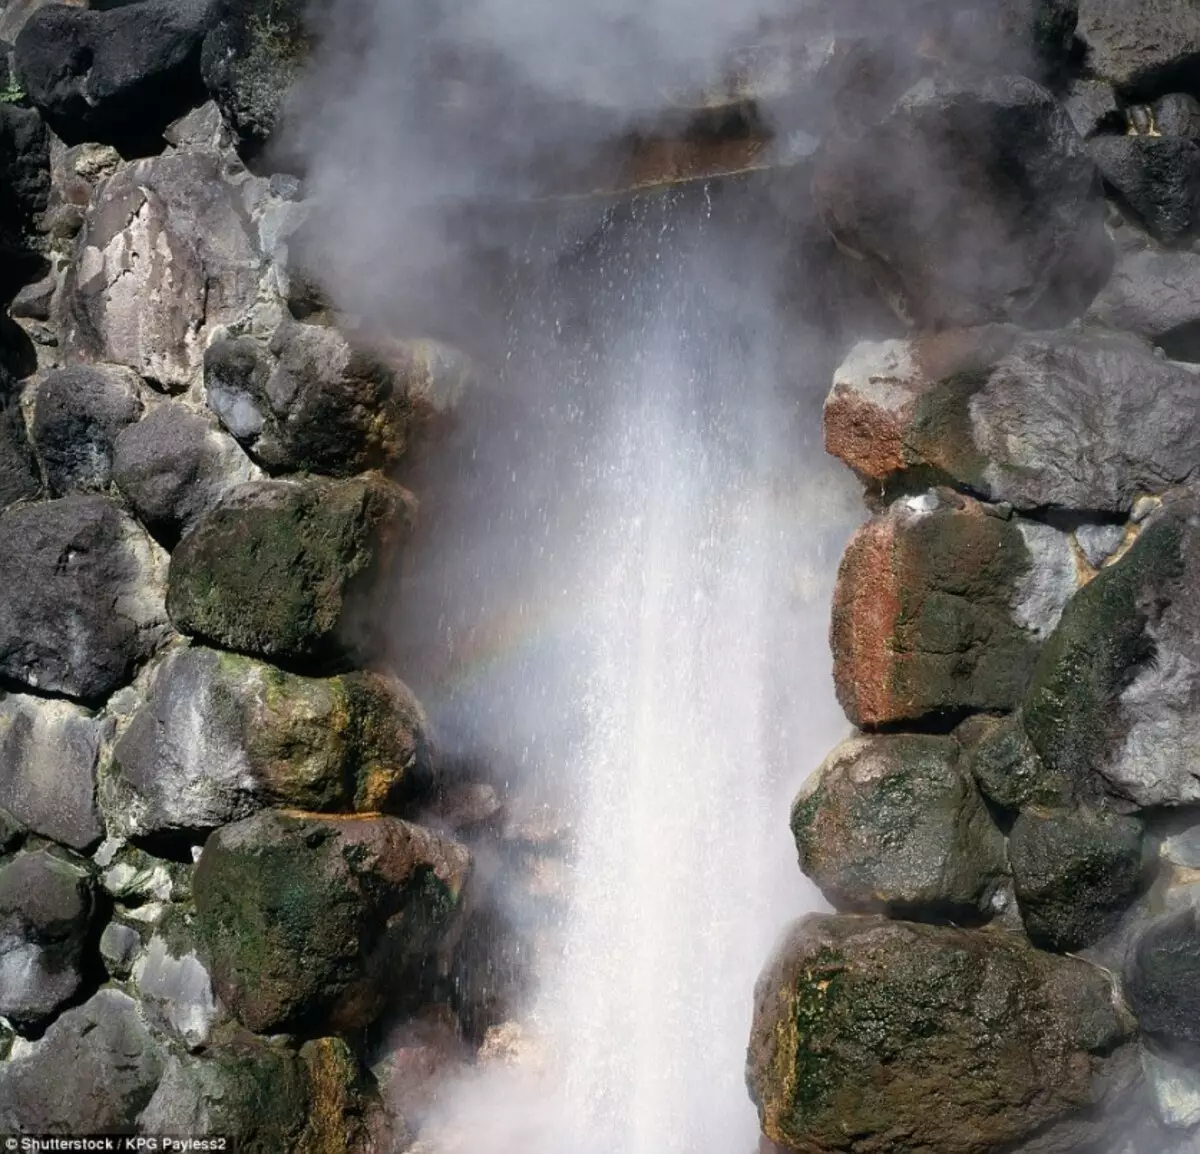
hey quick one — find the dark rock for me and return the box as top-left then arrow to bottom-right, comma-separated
112,405 -> 259,547
1154,93 -> 1200,136
1126,904 -> 1200,1045
0,100 -> 50,299
167,474 -> 412,668
13,0 -> 211,150
1091,136 -> 1200,245
64,151 -> 261,393
193,808 -> 470,1034
0,495 -> 168,700
1010,806 -> 1147,951
0,988 -> 164,1132
0,693 -> 103,850
790,733 -> 1006,920
0,366 -> 40,511
1064,78 -> 1124,138
105,644 -> 434,838
747,913 -> 1138,1154
1088,247 -> 1200,360
200,0 -> 309,158
0,847 -> 95,1027
204,321 -> 413,477
959,712 -> 1070,811
30,363 -> 143,495
813,75 -> 1110,329
1076,0 -> 1200,96
0,0 -> 82,43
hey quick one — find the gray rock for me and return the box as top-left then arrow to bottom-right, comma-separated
1063,78 -> 1123,139
0,848 -> 96,1028
112,404 -> 260,547
0,367 -> 40,512
30,364 -> 143,496
1143,1045 -> 1200,1129
1076,0 -> 1200,93
1155,93 -> 1200,137
791,733 -> 1007,920
0,693 -> 103,850
0,989 -> 164,1132
1090,136 -> 1200,246
1089,247 -> 1200,361
133,932 -> 218,1050
64,151 -> 263,394
1077,523 -> 1129,569
98,921 -> 142,979
0,496 -> 169,700
1126,903 -> 1200,1045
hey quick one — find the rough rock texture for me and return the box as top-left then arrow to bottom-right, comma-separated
790,734 -> 1006,920
0,366 -> 40,509
1088,247 -> 1200,360
14,0 -> 210,149
105,644 -> 435,838
167,474 -> 413,668
812,75 -> 1110,330
0,100 -> 50,299
193,809 -> 471,1034
1009,806 -> 1147,952
0,495 -> 169,700
830,492 -> 1048,728
959,712 -> 1070,811
747,914 -> 1138,1154
1090,136 -> 1200,246
205,322 -> 413,476
63,151 -> 261,393
0,848 -> 96,1027
112,404 -> 260,547
133,930 -> 219,1050
1076,0 -> 1200,94
0,989 -> 163,1132
0,692 -> 103,849
1125,904 -> 1200,1046
30,363 -> 143,495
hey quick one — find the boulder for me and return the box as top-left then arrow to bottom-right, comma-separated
167,474 -> 412,668
1076,0 -> 1200,95
0,99 -> 50,299
1088,247 -> 1200,361
193,808 -> 470,1034
200,0 -> 310,158
0,366 -> 39,511
133,929 -> 219,1050
1090,136 -> 1200,246
105,644 -> 435,839
747,914 -> 1138,1154
1153,92 -> 1200,136
830,491 -> 1063,728
0,495 -> 168,700
0,988 -> 164,1132
1009,806 -> 1147,952
204,321 -> 413,476
1125,904 -> 1200,1045
63,151 -> 262,393
825,329 -> 1200,514
790,733 -> 1006,920
30,363 -> 143,495
1063,78 -> 1123,139
959,712 -> 1070,811
0,692 -> 103,850
0,847 -> 96,1028
98,920 -> 142,979
13,0 -> 211,150
812,75 -> 1110,329
112,404 -> 260,547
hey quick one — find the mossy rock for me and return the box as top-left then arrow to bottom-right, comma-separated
167,474 -> 413,669
193,809 -> 470,1035
958,711 -> 1072,811
748,914 -> 1139,1154
791,733 -> 1006,921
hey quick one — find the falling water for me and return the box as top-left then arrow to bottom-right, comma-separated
391,181 -> 860,1152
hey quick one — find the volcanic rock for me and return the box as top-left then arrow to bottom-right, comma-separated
1089,247 -> 1200,360
1076,0 -> 1200,95
1090,136 -> 1200,245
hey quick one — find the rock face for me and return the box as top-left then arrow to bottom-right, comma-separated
1090,136 -> 1200,245
105,644 -> 435,838
0,367 -> 40,509
167,474 -> 412,667
790,734 -> 1006,920
193,809 -> 471,1034
1125,904 -> 1200,1046
812,76 -> 1110,330
1076,0 -> 1200,94
0,496 -> 168,700
747,914 -> 1138,1154
1089,247 -> 1200,360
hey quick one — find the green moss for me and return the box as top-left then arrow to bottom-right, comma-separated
903,370 -> 991,494
784,947 -> 847,1120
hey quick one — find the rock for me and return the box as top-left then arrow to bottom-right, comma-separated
1142,1045 -> 1200,1129
790,733 -> 1006,920
812,75 -> 1110,329
1126,904 -> 1200,1045
105,644 -> 435,839
133,930 -> 218,1050
959,712 -> 1070,811
204,321 -> 413,476
830,492 -> 1050,728
0,100 -> 50,293
1154,93 -> 1200,136
827,329 -> 1200,515
1024,502 -> 1200,808
167,474 -> 412,668
193,808 -> 470,1034
747,913 -> 1138,1154
1063,78 -> 1124,138
13,0 -> 211,150
0,692 -> 103,850
1077,523 -> 1128,569
1090,136 -> 1200,246
112,404 -> 260,548
30,363 -> 143,495
98,920 -> 142,979
0,988 -> 163,1132
0,367 -> 39,511
0,495 -> 168,700
379,1008 -> 471,1130
64,151 -> 262,394
1076,0 -> 1200,95
200,0 -> 310,158
0,847 -> 96,1027
1089,248 -> 1200,361
1009,806 -> 1147,952
0,0 -> 82,43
